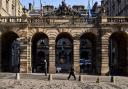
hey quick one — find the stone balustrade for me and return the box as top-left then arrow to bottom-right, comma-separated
102,17 -> 128,23
0,16 -> 97,25
0,16 -> 24,23
1,16 -> 128,24
107,17 -> 128,23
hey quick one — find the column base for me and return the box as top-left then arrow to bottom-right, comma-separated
20,61 -> 27,73
49,62 -> 56,74
74,62 -> 80,74
101,66 -> 109,76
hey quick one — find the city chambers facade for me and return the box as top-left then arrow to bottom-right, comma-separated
0,1 -> 128,76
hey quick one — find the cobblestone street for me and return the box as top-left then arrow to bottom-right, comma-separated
0,79 -> 128,89
0,74 -> 128,89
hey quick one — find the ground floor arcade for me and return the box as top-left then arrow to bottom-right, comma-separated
0,28 -> 128,76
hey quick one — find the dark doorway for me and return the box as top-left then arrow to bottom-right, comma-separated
56,33 -> 73,73
109,32 -> 128,76
1,31 -> 20,73
80,33 -> 96,74
32,33 -> 49,73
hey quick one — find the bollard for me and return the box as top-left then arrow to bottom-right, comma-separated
48,74 -> 52,81
96,77 -> 99,83
110,76 -> 114,83
79,75 -> 83,82
16,73 -> 20,80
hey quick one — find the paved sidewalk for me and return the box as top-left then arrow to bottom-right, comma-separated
0,73 -> 128,89
0,79 -> 128,89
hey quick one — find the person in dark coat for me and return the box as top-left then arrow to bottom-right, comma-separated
67,65 -> 76,80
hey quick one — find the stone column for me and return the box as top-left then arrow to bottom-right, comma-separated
20,38 -> 28,73
73,39 -> 80,74
27,37 -> 32,73
101,34 -> 109,75
49,38 -> 56,73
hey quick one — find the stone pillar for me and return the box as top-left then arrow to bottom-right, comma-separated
73,39 -> 80,74
101,35 -> 109,75
20,38 -> 28,73
27,37 -> 32,73
49,38 -> 56,73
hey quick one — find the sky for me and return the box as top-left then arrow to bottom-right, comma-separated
20,0 -> 101,9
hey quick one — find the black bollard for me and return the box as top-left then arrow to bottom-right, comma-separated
16,73 -> 20,80
96,77 -> 99,83
48,74 -> 52,81
79,75 -> 83,81
111,76 -> 114,83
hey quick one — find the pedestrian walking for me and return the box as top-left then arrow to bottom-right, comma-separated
67,65 -> 76,80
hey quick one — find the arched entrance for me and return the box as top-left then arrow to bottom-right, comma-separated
56,33 -> 73,73
109,31 -> 128,75
32,33 -> 49,73
80,32 -> 96,74
1,31 -> 20,73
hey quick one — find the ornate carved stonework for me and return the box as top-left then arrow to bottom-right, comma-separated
44,0 -> 80,16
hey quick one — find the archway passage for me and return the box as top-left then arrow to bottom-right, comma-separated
56,33 -> 73,73
80,33 -> 96,74
109,32 -> 128,76
1,31 -> 20,73
32,33 -> 49,73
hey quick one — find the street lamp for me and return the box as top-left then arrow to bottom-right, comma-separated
44,59 -> 47,76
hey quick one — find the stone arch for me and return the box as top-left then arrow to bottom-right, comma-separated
109,31 -> 128,75
80,31 -> 97,38
80,32 -> 97,74
1,31 -> 20,72
28,28 -> 50,42
55,32 -> 73,73
31,32 -> 49,73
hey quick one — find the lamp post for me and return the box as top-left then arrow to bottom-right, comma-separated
44,59 -> 47,76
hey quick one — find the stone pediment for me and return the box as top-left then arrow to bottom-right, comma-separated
44,0 -> 80,16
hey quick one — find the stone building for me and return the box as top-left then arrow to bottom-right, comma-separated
0,0 -> 23,16
102,0 -> 128,16
0,1 -> 128,76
